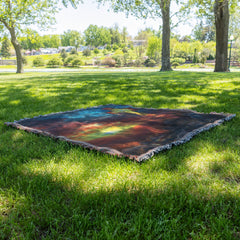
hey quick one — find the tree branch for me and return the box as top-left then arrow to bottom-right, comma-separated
0,17 -> 11,30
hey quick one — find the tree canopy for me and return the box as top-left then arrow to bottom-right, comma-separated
84,25 -> 111,47
61,30 -> 83,49
0,36 -> 11,59
229,5 -> 240,40
0,0 -> 83,73
0,0 -> 59,30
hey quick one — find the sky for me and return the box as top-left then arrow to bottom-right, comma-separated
40,1 -> 195,37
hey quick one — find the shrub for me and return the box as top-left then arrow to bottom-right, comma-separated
64,56 -> 75,66
123,53 -> 130,67
193,49 -> 199,63
144,58 -> 156,67
126,60 -> 134,67
120,43 -> 126,48
173,50 -> 187,59
114,49 -> 124,55
232,48 -> 240,62
64,56 -> 83,67
22,56 -> 28,65
94,58 -> 101,66
129,43 -> 134,50
70,48 -> 78,55
122,47 -> 128,53
103,49 -> 108,55
133,58 -> 143,67
33,56 -> 45,67
200,56 -> 207,64
112,44 -> 119,51
147,36 -> 161,62
170,58 -> 185,65
106,45 -> 112,51
112,55 -> 123,67
171,62 -> 180,68
82,49 -> 91,57
94,48 -> 99,54
193,55 -> 199,63
71,57 -> 83,67
60,49 -> 68,60
208,54 -> 215,60
102,57 -> 116,67
47,57 -> 62,68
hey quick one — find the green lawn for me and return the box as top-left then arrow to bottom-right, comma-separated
0,71 -> 239,239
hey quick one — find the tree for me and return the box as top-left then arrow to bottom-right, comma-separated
180,35 -> 193,42
61,30 -> 83,49
229,5 -> 240,40
159,0 -> 172,71
146,36 -> 162,63
0,0 -> 60,73
121,27 -> 129,44
0,0 -> 82,73
193,21 -> 215,42
20,29 -> 42,51
60,49 -> 68,60
1,36 -> 11,59
134,28 -> 154,44
96,0 -> 176,71
109,24 -> 121,45
84,25 -> 111,47
188,0 -> 239,72
214,0 -> 229,71
40,34 -> 61,48
82,48 -> 91,56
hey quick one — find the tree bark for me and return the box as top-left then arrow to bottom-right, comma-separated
160,0 -> 172,71
9,27 -> 24,73
214,0 -> 229,72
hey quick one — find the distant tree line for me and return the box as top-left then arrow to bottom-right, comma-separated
13,25 -> 130,51
0,0 -> 239,73
2,26 -> 240,67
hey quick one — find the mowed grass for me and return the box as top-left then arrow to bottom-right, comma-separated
0,71 -> 239,239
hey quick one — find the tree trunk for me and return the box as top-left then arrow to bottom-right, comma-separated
214,0 -> 229,72
160,0 -> 172,71
9,27 -> 24,73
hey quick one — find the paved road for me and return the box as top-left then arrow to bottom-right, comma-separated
0,68 -> 239,73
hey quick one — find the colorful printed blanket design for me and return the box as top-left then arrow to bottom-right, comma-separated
5,105 -> 235,162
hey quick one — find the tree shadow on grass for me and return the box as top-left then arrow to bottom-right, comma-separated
0,71 -> 240,239
1,140 -> 240,239
1,71 -> 239,150
0,71 -> 215,119
1,126 -> 239,238
1,71 -> 239,169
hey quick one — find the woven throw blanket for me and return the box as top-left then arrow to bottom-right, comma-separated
5,104 -> 235,162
